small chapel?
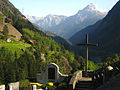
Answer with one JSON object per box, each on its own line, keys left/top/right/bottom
{"left": 37, "top": 63, "right": 68, "bottom": 84}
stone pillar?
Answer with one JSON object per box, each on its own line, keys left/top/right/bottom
{"left": 104, "top": 66, "right": 113, "bottom": 82}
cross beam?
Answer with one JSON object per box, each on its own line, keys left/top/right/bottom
{"left": 77, "top": 34, "right": 98, "bottom": 73}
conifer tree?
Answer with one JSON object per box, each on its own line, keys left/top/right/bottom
{"left": 3, "top": 25, "right": 8, "bottom": 36}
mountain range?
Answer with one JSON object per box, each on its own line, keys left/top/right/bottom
{"left": 26, "top": 15, "right": 67, "bottom": 30}
{"left": 26, "top": 3, "right": 107, "bottom": 39}
{"left": 70, "top": 0, "right": 120, "bottom": 58}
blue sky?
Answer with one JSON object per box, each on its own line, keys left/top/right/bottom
{"left": 9, "top": 0, "right": 119, "bottom": 17}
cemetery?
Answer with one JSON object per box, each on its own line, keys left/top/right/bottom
{"left": 1, "top": 60, "right": 120, "bottom": 90}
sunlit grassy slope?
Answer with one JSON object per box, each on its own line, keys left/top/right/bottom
{"left": 0, "top": 40, "right": 31, "bottom": 54}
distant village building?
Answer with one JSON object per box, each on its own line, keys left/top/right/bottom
{"left": 6, "top": 38, "right": 11, "bottom": 42}
{"left": 28, "top": 40, "right": 35, "bottom": 44}
{"left": 37, "top": 63, "right": 68, "bottom": 84}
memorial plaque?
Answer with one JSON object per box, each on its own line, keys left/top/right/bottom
{"left": 48, "top": 68, "right": 55, "bottom": 79}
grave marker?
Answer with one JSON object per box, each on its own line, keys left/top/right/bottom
{"left": 9, "top": 82, "right": 19, "bottom": 90}
{"left": 77, "top": 34, "right": 98, "bottom": 74}
{"left": 32, "top": 85, "right": 36, "bottom": 90}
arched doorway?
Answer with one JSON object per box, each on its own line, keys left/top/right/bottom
{"left": 48, "top": 68, "right": 55, "bottom": 80}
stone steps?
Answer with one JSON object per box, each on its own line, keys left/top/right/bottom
{"left": 75, "top": 77, "right": 94, "bottom": 90}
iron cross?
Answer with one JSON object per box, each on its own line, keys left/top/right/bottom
{"left": 77, "top": 34, "right": 98, "bottom": 73}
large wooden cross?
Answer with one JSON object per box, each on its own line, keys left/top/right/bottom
{"left": 77, "top": 34, "right": 98, "bottom": 73}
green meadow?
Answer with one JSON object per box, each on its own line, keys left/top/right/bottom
{"left": 0, "top": 40, "right": 31, "bottom": 55}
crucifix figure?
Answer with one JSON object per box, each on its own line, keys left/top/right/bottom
{"left": 77, "top": 34, "right": 98, "bottom": 74}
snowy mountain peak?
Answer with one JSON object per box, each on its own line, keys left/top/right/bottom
{"left": 83, "top": 3, "right": 98, "bottom": 11}
{"left": 76, "top": 3, "right": 106, "bottom": 15}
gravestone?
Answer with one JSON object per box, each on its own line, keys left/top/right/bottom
{"left": 32, "top": 85, "right": 36, "bottom": 90}
{"left": 10, "top": 85, "right": 12, "bottom": 90}
{"left": 9, "top": 82, "right": 19, "bottom": 90}
{"left": 0, "top": 85, "right": 5, "bottom": 90}
{"left": 37, "top": 63, "right": 68, "bottom": 84}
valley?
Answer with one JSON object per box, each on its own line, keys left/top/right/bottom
{"left": 0, "top": 0, "right": 120, "bottom": 89}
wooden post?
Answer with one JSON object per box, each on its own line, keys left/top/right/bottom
{"left": 86, "top": 34, "right": 88, "bottom": 73}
